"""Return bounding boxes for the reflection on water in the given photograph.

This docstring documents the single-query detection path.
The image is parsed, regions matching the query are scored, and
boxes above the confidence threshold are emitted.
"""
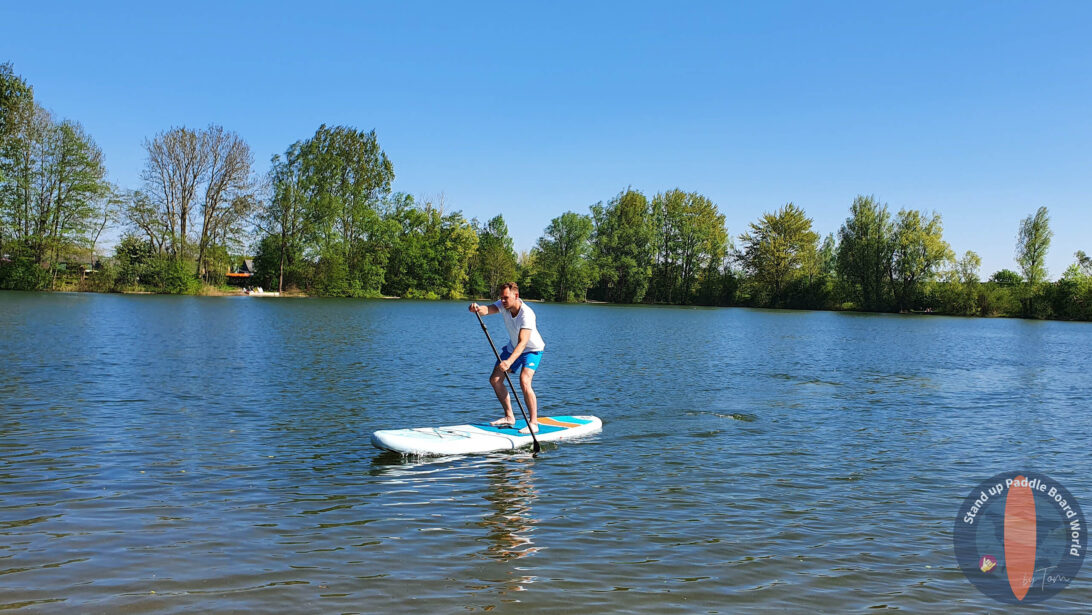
[367,451,543,608]
[480,459,539,564]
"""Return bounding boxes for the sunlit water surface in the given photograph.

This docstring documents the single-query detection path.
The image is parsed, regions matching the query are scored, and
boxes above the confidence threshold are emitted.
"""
[1,292,1090,613]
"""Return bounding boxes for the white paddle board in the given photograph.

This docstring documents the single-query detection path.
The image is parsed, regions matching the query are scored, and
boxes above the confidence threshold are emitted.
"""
[371,415,602,455]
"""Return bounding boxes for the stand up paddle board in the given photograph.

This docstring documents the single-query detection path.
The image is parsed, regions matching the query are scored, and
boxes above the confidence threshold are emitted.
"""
[371,415,602,456]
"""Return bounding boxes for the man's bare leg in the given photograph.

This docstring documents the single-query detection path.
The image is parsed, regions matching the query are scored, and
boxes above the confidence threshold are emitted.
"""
[518,368,538,433]
[489,364,515,426]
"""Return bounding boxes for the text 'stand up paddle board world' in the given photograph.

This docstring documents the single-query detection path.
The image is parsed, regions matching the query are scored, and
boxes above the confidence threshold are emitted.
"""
[371,415,602,455]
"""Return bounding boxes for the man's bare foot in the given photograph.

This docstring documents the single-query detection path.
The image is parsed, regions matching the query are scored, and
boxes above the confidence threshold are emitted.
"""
[518,422,539,434]
[490,417,515,428]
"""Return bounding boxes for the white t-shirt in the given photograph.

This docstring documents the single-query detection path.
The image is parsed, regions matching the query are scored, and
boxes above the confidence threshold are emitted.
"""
[493,299,546,353]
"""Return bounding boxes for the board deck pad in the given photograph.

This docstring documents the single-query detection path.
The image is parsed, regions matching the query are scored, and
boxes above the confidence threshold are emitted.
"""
[371,415,602,456]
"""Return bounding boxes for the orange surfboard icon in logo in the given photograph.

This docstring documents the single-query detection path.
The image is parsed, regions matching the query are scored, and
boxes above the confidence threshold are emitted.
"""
[1004,475,1037,601]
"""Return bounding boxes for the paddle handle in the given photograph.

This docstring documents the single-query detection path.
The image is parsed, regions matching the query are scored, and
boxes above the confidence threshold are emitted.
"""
[475,310,541,454]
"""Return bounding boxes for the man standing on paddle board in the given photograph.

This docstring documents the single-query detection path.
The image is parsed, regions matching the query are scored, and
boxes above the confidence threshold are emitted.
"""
[468,282,545,434]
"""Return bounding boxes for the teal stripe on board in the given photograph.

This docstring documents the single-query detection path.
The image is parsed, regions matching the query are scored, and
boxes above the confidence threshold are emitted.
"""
[472,420,566,435]
[470,416,591,435]
[553,416,592,425]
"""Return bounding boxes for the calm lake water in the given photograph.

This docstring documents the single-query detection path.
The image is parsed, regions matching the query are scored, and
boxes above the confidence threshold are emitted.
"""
[1,291,1090,613]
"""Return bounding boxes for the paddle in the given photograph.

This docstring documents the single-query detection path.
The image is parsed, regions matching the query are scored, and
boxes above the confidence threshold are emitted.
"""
[475,310,541,455]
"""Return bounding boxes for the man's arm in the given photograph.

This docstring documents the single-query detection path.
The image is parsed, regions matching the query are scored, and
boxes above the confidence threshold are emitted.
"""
[468,302,500,315]
[510,328,531,356]
[499,329,532,371]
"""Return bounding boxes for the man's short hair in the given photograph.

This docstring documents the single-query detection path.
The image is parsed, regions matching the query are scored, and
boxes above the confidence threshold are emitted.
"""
[498,282,519,295]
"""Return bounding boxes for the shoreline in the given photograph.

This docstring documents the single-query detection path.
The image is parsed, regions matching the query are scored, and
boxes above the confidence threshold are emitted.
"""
[7,287,1089,323]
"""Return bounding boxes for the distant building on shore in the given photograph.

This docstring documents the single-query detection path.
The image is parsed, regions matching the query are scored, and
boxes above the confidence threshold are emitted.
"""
[226,259,255,286]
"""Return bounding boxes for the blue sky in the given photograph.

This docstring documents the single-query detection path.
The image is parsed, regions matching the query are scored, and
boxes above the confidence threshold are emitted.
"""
[3,1,1090,278]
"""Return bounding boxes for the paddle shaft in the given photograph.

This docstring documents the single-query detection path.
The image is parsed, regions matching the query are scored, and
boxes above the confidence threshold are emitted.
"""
[475,310,541,454]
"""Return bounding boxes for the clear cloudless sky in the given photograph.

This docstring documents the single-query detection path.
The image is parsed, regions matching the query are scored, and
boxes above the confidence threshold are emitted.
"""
[3,1,1090,278]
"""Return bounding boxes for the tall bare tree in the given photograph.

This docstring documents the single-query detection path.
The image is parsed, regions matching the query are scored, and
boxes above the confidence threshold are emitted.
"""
[196,126,253,279]
[142,127,208,261]
[88,185,123,266]
[139,125,253,278]
[124,189,168,254]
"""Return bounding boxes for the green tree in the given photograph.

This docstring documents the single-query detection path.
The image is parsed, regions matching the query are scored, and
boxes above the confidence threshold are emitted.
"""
[314,246,351,296]
[989,269,1022,286]
[694,252,741,306]
[817,233,837,278]
[515,250,544,300]
[113,233,157,288]
[299,125,393,252]
[296,124,394,294]
[434,209,479,299]
[936,250,982,315]
[1076,250,1092,276]
[790,232,839,309]
[889,209,951,312]
[0,88,108,287]
[1,67,49,289]
[382,195,430,296]
[737,203,819,307]
[649,190,728,304]
[252,234,292,291]
[468,214,517,297]
[47,121,109,278]
[0,63,33,218]
[532,211,595,302]
[956,250,982,285]
[259,144,310,292]
[837,195,894,311]
[1053,252,1092,320]
[382,196,477,299]
[1016,206,1052,285]
[590,188,655,303]
[200,244,232,286]
[0,62,32,139]
[0,67,38,261]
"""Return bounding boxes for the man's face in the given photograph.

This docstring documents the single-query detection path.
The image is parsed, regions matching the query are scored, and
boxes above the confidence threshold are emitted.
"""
[499,288,517,309]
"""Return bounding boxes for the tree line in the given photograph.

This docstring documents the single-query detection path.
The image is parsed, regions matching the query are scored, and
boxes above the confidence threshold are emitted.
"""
[519,191,1092,321]
[3,62,1091,320]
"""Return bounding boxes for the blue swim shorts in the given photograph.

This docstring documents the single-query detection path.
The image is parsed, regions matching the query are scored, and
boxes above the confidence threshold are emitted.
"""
[497,347,543,373]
